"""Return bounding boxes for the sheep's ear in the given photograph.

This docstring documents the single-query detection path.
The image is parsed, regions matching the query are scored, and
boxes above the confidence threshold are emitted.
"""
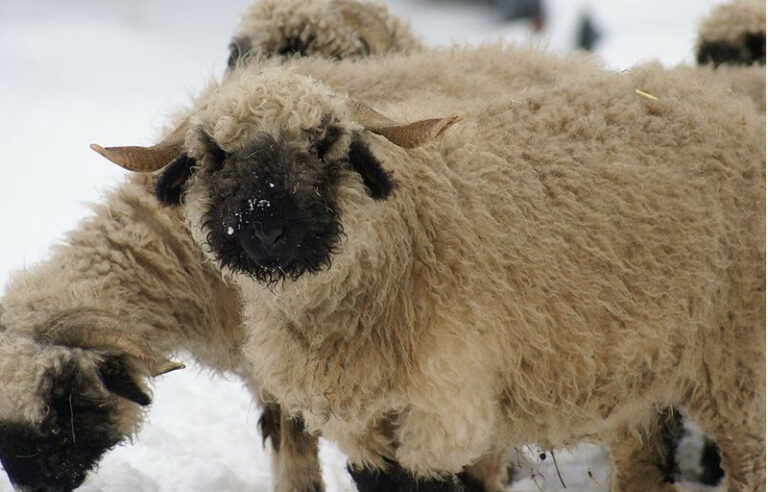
[156,132,227,205]
[348,137,394,199]
[155,153,195,206]
[348,101,464,148]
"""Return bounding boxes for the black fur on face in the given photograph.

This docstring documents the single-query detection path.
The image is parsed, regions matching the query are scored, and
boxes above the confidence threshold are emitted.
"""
[201,131,343,285]
[0,359,129,492]
[697,31,766,66]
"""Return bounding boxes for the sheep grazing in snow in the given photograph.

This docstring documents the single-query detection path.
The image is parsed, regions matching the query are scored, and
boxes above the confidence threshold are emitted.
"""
[89,33,765,492]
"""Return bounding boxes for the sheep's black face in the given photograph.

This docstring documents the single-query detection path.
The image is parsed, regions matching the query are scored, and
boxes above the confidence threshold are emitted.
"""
[201,133,343,285]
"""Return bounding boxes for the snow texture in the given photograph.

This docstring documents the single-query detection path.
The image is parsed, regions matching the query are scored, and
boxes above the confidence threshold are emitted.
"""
[0,0,726,490]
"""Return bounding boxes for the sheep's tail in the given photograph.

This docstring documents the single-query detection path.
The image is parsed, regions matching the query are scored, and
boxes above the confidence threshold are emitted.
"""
[696,0,765,66]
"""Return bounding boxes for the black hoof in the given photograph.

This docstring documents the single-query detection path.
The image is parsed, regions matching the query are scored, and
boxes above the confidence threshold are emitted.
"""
[348,458,462,492]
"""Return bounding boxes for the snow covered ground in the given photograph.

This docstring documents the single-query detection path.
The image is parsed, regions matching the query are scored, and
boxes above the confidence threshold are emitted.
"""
[0,0,729,490]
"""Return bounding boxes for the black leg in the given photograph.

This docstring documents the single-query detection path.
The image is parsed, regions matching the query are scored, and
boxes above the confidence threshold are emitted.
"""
[348,458,462,492]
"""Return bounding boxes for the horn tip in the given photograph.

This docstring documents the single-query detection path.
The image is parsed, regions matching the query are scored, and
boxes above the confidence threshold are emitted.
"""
[90,143,107,155]
[152,361,186,377]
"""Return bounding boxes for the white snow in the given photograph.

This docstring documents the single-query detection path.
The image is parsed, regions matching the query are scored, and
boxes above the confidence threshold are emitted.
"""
[0,0,727,490]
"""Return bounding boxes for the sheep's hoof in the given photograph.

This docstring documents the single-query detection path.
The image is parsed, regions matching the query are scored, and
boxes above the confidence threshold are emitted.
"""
[0,355,146,491]
[348,459,463,492]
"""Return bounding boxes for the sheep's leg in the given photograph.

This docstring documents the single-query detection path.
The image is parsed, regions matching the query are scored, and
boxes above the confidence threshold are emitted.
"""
[697,423,765,492]
[347,458,462,491]
[682,392,766,492]
[259,402,324,492]
[348,454,508,491]
[457,450,510,492]
[603,409,684,492]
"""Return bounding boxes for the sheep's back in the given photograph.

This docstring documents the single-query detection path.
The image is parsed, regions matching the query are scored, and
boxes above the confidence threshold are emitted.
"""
[375,53,764,439]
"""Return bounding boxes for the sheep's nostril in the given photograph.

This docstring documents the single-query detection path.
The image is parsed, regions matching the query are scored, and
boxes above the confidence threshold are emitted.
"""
[253,226,284,248]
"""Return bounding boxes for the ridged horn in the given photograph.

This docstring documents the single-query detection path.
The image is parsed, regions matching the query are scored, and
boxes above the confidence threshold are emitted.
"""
[348,100,464,148]
[90,144,182,172]
[38,309,185,378]
[90,117,189,172]
[333,0,392,54]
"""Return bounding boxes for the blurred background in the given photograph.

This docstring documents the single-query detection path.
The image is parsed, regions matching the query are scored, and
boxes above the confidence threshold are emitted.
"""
[0,0,725,490]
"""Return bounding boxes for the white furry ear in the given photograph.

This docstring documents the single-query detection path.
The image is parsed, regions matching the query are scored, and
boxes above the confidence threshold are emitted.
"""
[348,101,464,148]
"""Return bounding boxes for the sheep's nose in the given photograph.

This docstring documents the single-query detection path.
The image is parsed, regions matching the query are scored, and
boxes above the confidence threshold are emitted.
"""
[239,224,286,266]
[253,226,284,248]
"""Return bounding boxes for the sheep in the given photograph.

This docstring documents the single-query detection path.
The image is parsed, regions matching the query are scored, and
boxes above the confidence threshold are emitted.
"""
[0,1,429,491]
[224,0,763,486]
[691,0,766,114]
[0,172,247,491]
[227,0,422,70]
[696,0,765,67]
[0,1,760,490]
[93,40,765,491]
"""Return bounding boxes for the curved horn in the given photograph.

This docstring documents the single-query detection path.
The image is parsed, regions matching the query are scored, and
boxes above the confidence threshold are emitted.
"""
[90,144,182,173]
[90,116,190,173]
[38,309,185,378]
[333,0,392,54]
[348,101,464,148]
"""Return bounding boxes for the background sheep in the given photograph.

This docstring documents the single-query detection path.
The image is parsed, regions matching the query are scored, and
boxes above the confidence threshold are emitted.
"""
[135,42,761,490]
[694,0,766,113]
[228,0,422,69]
[697,0,765,66]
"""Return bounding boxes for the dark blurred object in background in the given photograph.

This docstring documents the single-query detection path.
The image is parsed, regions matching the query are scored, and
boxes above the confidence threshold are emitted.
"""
[471,0,603,51]
[576,11,601,51]
[491,0,545,31]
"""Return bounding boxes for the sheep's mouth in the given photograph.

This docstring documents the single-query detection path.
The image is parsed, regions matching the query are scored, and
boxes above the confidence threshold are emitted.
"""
[207,231,340,285]
[202,199,342,285]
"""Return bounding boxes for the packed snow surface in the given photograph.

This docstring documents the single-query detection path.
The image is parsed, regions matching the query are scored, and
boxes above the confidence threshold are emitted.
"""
[0,0,726,490]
